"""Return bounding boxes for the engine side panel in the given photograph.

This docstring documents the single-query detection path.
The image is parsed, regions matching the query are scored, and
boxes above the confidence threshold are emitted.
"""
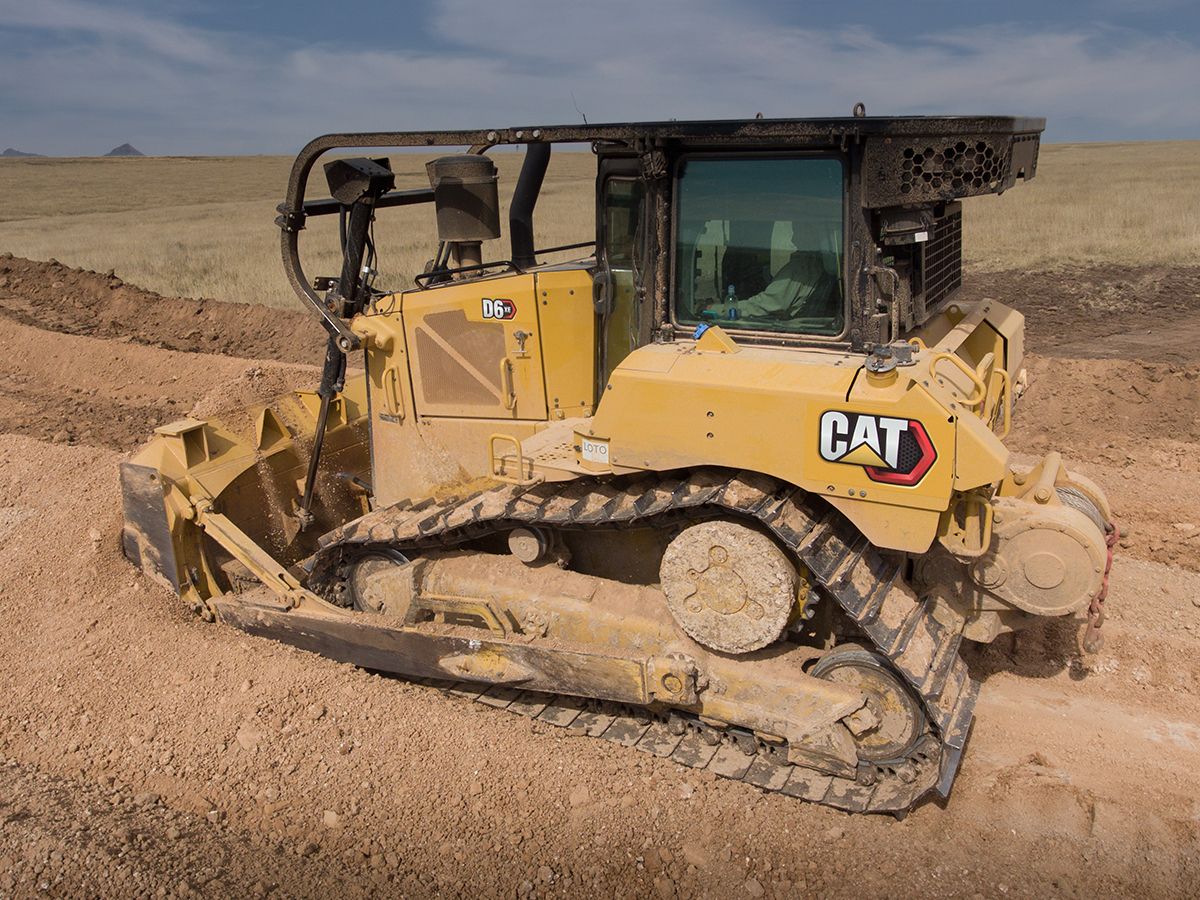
[590,342,960,552]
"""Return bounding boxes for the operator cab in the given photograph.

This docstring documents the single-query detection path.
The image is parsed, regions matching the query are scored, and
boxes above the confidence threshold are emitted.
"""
[670,155,844,337]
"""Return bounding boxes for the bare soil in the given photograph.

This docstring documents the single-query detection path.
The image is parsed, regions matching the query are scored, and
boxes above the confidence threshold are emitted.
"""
[960,264,1200,363]
[0,258,1197,898]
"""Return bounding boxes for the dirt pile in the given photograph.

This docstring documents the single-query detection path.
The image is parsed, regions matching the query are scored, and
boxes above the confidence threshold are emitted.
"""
[0,264,1198,897]
[1013,355,1200,572]
[0,255,325,364]
[960,264,1200,361]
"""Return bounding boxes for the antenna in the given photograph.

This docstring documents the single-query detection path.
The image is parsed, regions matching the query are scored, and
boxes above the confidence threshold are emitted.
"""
[571,92,589,125]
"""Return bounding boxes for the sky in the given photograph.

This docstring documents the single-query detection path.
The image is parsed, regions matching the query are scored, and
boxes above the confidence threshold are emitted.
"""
[1,0,1198,156]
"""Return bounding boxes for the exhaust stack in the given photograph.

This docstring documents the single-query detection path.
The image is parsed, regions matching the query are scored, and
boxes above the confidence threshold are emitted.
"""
[510,143,551,268]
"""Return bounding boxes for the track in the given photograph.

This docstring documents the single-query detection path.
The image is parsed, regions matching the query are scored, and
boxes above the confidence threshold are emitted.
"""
[425,680,944,814]
[310,468,977,813]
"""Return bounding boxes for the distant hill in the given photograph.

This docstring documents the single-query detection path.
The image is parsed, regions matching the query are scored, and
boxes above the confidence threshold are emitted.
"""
[104,143,144,157]
[2,148,42,158]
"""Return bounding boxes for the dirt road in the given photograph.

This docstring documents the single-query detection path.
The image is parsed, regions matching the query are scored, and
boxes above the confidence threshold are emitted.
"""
[0,257,1197,898]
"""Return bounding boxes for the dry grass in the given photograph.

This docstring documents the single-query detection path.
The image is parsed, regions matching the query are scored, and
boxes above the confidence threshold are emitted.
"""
[0,141,1195,309]
[0,153,596,309]
[965,141,1200,271]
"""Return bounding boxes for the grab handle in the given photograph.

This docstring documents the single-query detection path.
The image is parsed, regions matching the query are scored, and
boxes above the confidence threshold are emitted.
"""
[383,367,404,419]
[929,351,986,408]
[499,358,516,411]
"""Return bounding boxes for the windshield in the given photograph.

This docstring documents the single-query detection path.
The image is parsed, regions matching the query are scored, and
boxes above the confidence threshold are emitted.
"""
[674,156,844,336]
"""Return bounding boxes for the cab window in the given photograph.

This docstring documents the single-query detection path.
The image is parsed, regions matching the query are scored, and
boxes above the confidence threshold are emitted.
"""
[599,177,644,380]
[674,157,844,336]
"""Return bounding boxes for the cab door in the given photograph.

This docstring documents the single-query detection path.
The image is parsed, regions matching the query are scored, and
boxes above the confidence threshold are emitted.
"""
[597,163,645,385]
[401,273,547,420]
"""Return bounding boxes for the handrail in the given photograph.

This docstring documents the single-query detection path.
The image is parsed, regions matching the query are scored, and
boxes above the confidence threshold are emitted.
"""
[488,433,543,487]
[992,366,1012,438]
[928,351,987,408]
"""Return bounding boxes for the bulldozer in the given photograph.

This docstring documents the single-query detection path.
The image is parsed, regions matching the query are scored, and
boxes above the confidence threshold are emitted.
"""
[120,113,1116,815]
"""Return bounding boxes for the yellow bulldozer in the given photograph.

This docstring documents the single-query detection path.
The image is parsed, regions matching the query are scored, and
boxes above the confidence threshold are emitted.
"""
[121,114,1116,815]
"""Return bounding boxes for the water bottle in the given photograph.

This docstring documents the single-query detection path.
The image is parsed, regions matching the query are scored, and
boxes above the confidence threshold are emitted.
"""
[726,285,738,320]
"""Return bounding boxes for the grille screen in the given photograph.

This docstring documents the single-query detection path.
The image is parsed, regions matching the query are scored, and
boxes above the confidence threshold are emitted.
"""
[412,308,505,407]
[900,141,1009,198]
[924,209,962,309]
[862,131,1031,206]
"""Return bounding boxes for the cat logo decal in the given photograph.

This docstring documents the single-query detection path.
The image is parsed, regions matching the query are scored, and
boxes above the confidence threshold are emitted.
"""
[819,411,936,486]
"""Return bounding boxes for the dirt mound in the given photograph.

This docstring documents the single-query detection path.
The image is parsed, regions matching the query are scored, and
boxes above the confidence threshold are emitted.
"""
[0,255,325,365]
[1017,355,1200,447]
[960,264,1200,363]
[0,316,312,450]
[1009,355,1200,572]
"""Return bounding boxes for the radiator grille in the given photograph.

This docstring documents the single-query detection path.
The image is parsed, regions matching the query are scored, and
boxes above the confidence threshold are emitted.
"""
[924,209,962,308]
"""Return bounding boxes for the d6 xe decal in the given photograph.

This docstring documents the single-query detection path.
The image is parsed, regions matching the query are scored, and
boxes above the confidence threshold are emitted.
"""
[482,297,517,320]
[819,411,937,486]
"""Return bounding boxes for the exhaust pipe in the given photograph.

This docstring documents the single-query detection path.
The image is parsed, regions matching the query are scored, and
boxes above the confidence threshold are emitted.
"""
[510,143,551,269]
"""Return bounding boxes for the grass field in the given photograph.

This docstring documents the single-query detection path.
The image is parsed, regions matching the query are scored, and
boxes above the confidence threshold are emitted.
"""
[0,142,1196,309]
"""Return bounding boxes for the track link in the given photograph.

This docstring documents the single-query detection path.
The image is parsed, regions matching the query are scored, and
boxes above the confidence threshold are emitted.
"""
[411,680,943,814]
[311,468,977,813]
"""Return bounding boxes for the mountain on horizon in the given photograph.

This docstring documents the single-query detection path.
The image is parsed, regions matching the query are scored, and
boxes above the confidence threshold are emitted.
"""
[2,148,43,158]
[104,143,144,157]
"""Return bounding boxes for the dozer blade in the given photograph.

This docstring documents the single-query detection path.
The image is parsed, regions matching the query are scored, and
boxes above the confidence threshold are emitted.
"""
[119,375,372,615]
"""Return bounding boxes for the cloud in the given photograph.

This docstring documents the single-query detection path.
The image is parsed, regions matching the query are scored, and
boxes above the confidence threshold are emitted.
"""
[1,0,1197,155]
[0,0,230,67]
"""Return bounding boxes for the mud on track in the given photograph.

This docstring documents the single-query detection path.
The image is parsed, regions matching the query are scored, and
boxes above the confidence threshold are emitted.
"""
[0,258,1198,898]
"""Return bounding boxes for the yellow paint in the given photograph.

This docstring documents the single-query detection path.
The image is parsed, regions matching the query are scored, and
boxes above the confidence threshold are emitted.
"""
[128,277,1029,581]
[581,311,1026,553]
[840,443,888,468]
[533,267,597,419]
[401,273,546,420]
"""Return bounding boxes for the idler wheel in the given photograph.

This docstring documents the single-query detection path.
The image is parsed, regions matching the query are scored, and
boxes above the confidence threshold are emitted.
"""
[659,520,797,654]
[812,645,926,764]
[343,549,410,614]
